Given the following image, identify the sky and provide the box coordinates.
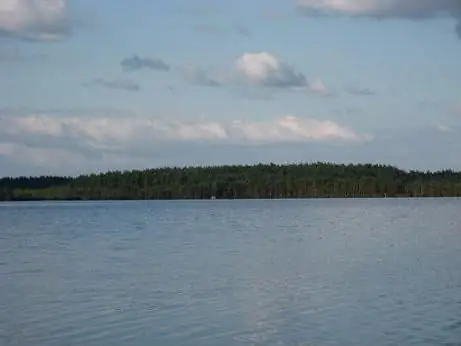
[0,0,460,177]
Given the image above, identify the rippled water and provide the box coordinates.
[1,199,460,346]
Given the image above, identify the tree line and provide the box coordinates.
[1,162,461,201]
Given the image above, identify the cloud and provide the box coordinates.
[297,0,461,39]
[296,0,461,19]
[345,86,376,96]
[306,79,330,95]
[121,55,170,72]
[230,116,369,143]
[0,111,374,175]
[0,0,75,41]
[2,112,461,176]
[176,53,330,96]
[235,52,307,88]
[0,113,369,148]
[234,52,330,95]
[85,78,140,92]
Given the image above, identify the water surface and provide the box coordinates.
[1,199,460,345]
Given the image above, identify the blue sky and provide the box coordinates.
[0,0,460,176]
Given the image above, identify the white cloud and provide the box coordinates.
[178,53,330,96]
[235,52,307,88]
[230,116,367,142]
[308,79,328,94]
[3,114,461,176]
[234,52,330,95]
[0,113,369,148]
[297,0,461,38]
[297,0,461,18]
[172,121,229,140]
[0,112,372,174]
[3,114,153,149]
[0,0,72,41]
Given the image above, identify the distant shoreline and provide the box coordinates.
[1,162,461,201]
[1,196,460,203]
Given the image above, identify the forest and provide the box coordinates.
[1,162,461,201]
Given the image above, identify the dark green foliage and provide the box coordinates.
[0,176,72,201]
[1,162,461,201]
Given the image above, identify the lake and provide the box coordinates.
[1,199,460,346]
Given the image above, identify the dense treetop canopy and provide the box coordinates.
[1,162,460,201]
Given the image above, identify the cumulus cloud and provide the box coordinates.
[121,55,170,72]
[234,52,329,95]
[297,0,461,38]
[235,52,307,88]
[177,52,330,96]
[0,0,74,41]
[85,78,140,92]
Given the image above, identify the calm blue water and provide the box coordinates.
[0,199,460,346]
